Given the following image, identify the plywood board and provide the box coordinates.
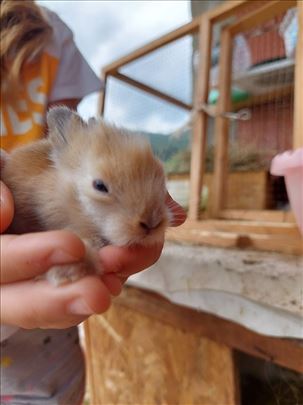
[85,303,239,405]
[106,287,303,373]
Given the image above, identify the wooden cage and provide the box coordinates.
[99,0,303,255]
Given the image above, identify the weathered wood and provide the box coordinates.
[113,71,192,111]
[220,209,296,223]
[179,219,301,238]
[294,0,303,148]
[228,0,297,35]
[111,286,303,373]
[208,171,269,211]
[212,28,232,217]
[166,226,303,255]
[85,299,240,405]
[188,16,212,220]
[170,171,271,211]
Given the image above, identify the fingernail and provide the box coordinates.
[68,298,95,315]
[49,249,80,265]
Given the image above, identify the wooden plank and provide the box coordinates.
[188,16,212,220]
[228,0,297,35]
[212,28,233,217]
[103,18,201,74]
[294,0,303,148]
[166,227,303,255]
[247,233,303,255]
[86,302,240,405]
[180,219,301,237]
[112,286,303,373]
[170,171,272,211]
[206,0,251,23]
[113,72,192,111]
[219,209,296,223]
[98,71,107,116]
[166,227,238,249]
[211,171,269,211]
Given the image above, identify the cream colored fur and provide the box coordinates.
[1,107,169,284]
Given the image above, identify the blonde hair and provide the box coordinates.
[0,0,52,103]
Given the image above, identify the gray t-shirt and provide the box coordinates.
[0,327,85,405]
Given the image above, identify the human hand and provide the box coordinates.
[0,182,186,329]
[1,181,119,329]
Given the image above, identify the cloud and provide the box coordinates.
[39,0,191,134]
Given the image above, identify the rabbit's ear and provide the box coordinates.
[47,106,86,148]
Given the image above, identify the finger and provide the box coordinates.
[117,276,128,285]
[1,230,85,284]
[0,276,111,329]
[0,181,14,233]
[166,192,187,226]
[99,242,163,278]
[101,273,122,296]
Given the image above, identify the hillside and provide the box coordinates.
[144,130,190,167]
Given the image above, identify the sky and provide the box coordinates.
[39,0,192,134]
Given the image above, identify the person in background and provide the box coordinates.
[0,1,186,404]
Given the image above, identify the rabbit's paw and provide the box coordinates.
[45,262,88,286]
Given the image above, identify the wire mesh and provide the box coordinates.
[119,35,194,106]
[205,7,297,213]
[104,76,190,135]
[103,6,297,213]
[103,35,196,210]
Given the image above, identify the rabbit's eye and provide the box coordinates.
[93,179,108,193]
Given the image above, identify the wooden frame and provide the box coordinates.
[99,0,302,253]
[212,0,298,217]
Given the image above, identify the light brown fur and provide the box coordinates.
[1,107,169,284]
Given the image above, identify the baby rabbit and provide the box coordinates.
[1,106,170,285]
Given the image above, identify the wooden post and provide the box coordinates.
[188,16,212,220]
[212,28,232,217]
[113,71,192,111]
[294,0,303,148]
[98,71,108,116]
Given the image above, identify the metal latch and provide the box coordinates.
[198,103,251,121]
